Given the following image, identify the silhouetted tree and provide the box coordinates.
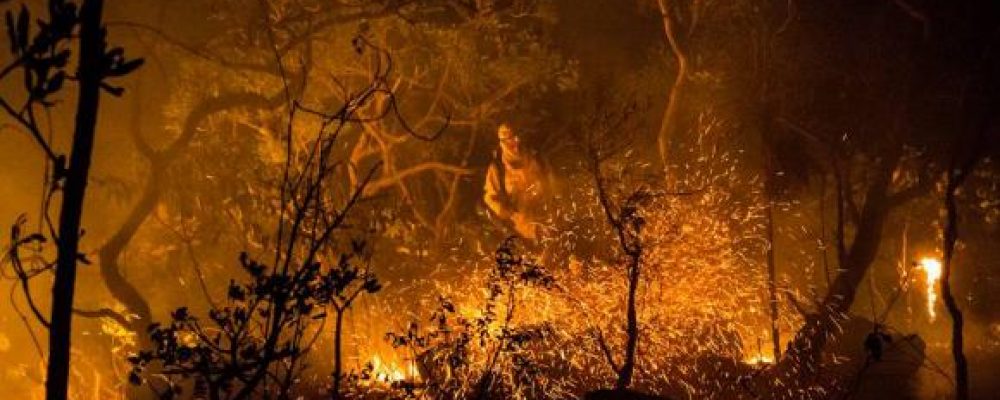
[329,240,383,398]
[128,244,379,399]
[0,1,142,399]
[941,153,974,400]
[581,98,655,394]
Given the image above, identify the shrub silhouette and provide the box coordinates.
[387,237,556,400]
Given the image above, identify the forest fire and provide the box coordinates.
[1,1,999,400]
[920,257,943,322]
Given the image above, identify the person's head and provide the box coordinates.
[497,123,521,159]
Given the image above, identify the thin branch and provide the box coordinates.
[9,284,46,361]
[592,328,620,374]
[0,97,60,163]
[363,162,472,196]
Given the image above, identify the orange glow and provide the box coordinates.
[919,257,942,321]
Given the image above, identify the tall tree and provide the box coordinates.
[938,16,1000,395]
[653,0,696,171]
[763,3,1000,396]
[0,1,142,398]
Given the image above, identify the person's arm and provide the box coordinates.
[483,165,513,220]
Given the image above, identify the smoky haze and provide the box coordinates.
[0,1,998,399]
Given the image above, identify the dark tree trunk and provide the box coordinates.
[97,171,158,333]
[939,118,990,399]
[46,1,106,399]
[779,154,897,372]
[936,9,999,395]
[616,256,641,390]
[97,92,277,342]
[942,174,969,400]
[765,200,781,360]
[332,311,345,399]
[761,116,781,361]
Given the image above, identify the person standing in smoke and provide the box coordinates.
[483,123,553,243]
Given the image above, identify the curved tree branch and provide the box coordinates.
[98,91,284,336]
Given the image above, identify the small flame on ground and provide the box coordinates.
[369,354,414,384]
[744,353,774,365]
[919,257,942,322]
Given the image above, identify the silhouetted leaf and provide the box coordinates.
[100,82,124,96]
[5,11,16,54]
[19,232,46,245]
[52,49,69,67]
[363,278,381,293]
[106,56,143,77]
[16,5,27,52]
[171,307,188,321]
[227,280,245,301]
[46,71,64,93]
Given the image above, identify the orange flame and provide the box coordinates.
[744,353,775,365]
[919,257,942,321]
[369,354,416,384]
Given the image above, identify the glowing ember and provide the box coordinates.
[919,257,942,321]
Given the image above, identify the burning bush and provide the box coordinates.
[385,238,562,399]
